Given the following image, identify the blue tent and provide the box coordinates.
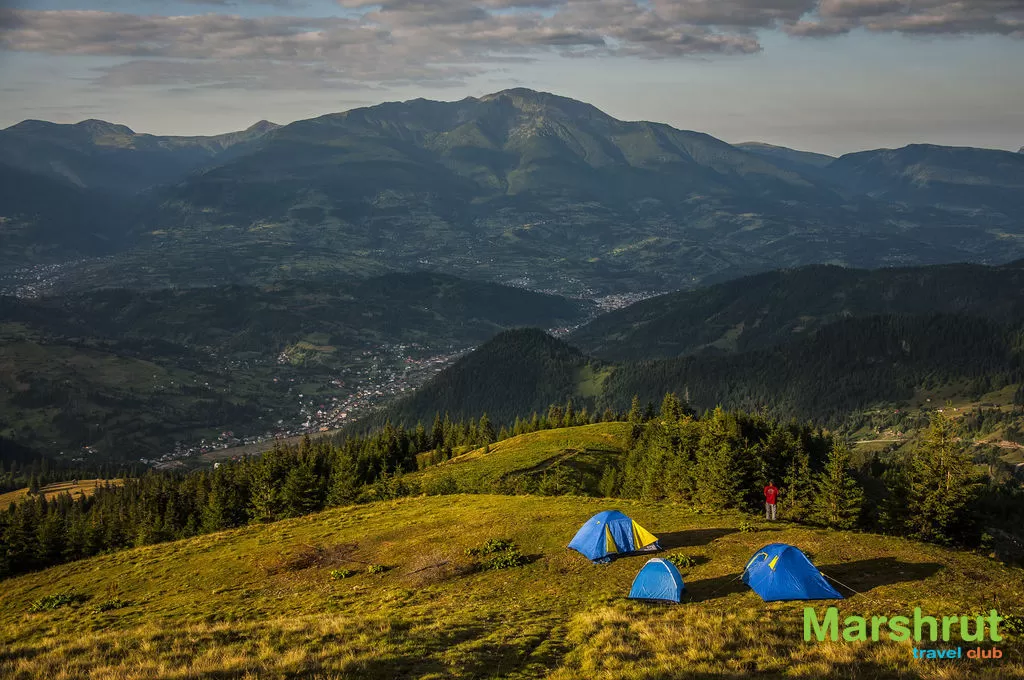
[742,543,844,602]
[568,510,660,563]
[628,558,686,603]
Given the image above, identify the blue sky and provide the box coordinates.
[0,0,1021,155]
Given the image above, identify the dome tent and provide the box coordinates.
[742,543,843,602]
[568,510,659,563]
[628,558,686,603]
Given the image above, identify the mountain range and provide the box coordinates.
[2,89,1022,294]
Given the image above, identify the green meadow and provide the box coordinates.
[2,493,1022,679]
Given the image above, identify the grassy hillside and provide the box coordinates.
[0,479,121,511]
[411,423,630,494]
[1,494,1021,679]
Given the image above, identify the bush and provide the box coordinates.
[424,474,459,496]
[330,568,356,580]
[366,564,389,575]
[480,549,527,570]
[739,521,757,533]
[93,598,130,613]
[466,538,528,570]
[465,538,516,557]
[665,553,695,569]
[29,592,87,612]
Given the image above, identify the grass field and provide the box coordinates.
[0,479,122,511]
[1,493,1021,679]
[412,423,630,493]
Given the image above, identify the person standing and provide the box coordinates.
[764,481,779,521]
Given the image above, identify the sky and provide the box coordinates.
[0,0,1021,155]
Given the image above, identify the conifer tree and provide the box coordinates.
[478,413,495,444]
[780,441,815,521]
[660,392,683,422]
[562,400,575,428]
[695,408,744,508]
[813,439,864,529]
[627,395,643,424]
[905,410,980,543]
[281,459,323,517]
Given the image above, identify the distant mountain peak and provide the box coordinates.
[74,119,135,136]
[476,88,611,121]
[246,120,280,134]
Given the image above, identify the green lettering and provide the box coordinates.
[843,615,867,642]
[804,607,839,642]
[987,610,1003,642]
[960,616,984,642]
[942,616,958,642]
[889,616,910,642]
[914,608,937,642]
[870,616,887,641]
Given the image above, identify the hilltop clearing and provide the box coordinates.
[1,494,1021,679]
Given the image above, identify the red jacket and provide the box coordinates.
[764,485,779,504]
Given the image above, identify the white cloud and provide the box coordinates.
[0,1,1020,91]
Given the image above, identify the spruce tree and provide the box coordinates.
[813,439,864,529]
[780,442,815,521]
[478,413,495,444]
[660,392,683,422]
[695,408,744,508]
[627,395,643,424]
[281,460,324,517]
[905,410,980,543]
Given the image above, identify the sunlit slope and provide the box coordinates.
[411,422,630,493]
[2,494,1022,679]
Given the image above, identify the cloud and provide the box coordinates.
[0,1,1020,91]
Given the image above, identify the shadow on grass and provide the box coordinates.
[817,557,943,595]
[684,573,750,602]
[658,528,738,549]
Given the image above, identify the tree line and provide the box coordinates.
[1,394,1020,579]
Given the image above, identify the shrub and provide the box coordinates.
[366,564,388,575]
[739,521,757,533]
[665,553,695,569]
[93,598,130,613]
[330,568,356,580]
[465,538,516,557]
[424,474,459,496]
[480,549,527,570]
[29,592,87,612]
[466,538,528,570]
[1003,614,1024,637]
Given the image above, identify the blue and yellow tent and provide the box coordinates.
[742,543,843,601]
[628,558,686,603]
[568,510,659,563]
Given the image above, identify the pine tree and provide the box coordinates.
[627,395,643,424]
[281,460,323,517]
[430,413,444,449]
[660,392,683,422]
[695,408,744,508]
[780,441,815,521]
[813,439,864,529]
[326,453,359,506]
[249,446,287,523]
[905,410,981,543]
[478,413,495,444]
[562,400,574,428]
